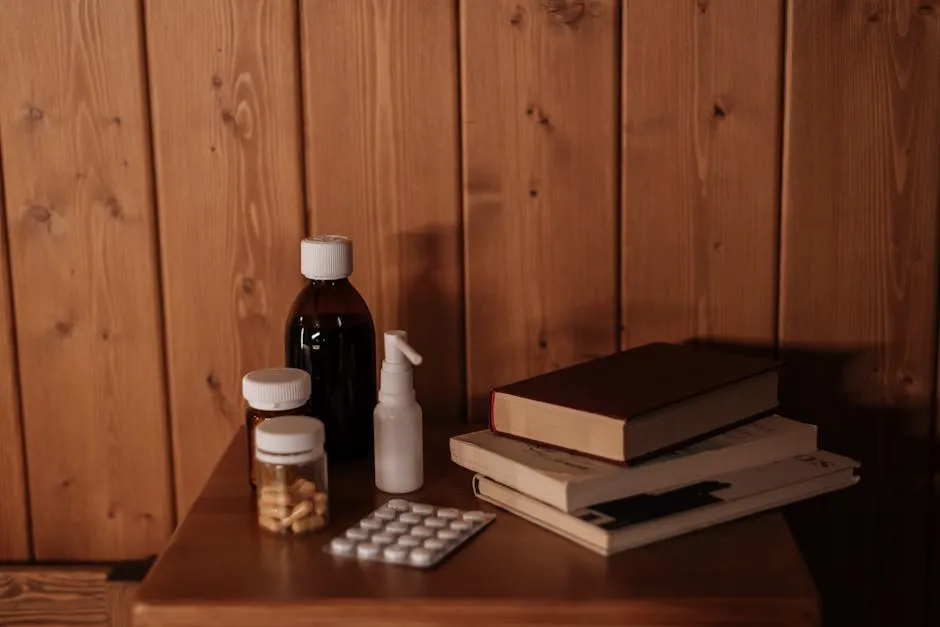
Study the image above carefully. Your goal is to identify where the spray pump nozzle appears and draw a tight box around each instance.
[379,330,421,403]
[383,330,422,367]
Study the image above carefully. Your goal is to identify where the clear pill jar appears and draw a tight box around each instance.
[243,367,312,488]
[255,416,329,536]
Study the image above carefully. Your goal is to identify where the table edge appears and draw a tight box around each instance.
[133,595,820,627]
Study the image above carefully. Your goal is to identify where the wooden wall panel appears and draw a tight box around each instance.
[621,0,782,349]
[461,0,619,421]
[0,160,31,561]
[145,0,307,515]
[780,2,940,626]
[300,0,463,422]
[0,0,173,560]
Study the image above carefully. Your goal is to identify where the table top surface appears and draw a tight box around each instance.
[134,424,819,627]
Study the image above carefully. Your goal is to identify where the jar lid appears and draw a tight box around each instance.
[242,368,310,410]
[301,235,353,280]
[255,415,324,459]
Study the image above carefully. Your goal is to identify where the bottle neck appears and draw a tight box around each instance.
[379,362,415,404]
[307,277,351,288]
[378,389,416,404]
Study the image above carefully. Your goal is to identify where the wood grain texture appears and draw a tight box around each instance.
[300,0,464,423]
[145,0,307,515]
[135,426,819,627]
[0,0,174,560]
[0,567,108,626]
[0,164,31,561]
[780,2,940,626]
[461,0,619,422]
[106,582,138,627]
[621,0,783,349]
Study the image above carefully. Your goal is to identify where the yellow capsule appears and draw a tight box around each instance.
[283,500,314,526]
[314,492,328,516]
[259,503,289,520]
[290,516,317,534]
[261,484,288,496]
[258,516,284,533]
[258,492,291,507]
[291,477,317,498]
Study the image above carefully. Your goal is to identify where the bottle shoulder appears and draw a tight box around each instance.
[374,400,422,418]
[287,279,375,320]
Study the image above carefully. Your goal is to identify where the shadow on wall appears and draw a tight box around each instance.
[687,339,931,627]
[394,226,465,423]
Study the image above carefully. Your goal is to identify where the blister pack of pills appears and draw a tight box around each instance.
[324,498,495,568]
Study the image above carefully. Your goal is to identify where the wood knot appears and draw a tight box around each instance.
[24,103,44,122]
[510,5,526,26]
[220,109,236,127]
[100,329,111,341]
[54,320,74,336]
[537,331,549,350]
[696,0,708,13]
[917,3,936,15]
[26,204,52,223]
[104,196,124,220]
[542,0,586,25]
[526,105,551,128]
[529,189,538,198]
[867,3,885,22]
[206,371,222,390]
[211,75,223,89]
[242,277,254,295]
[711,103,727,120]
[110,116,122,127]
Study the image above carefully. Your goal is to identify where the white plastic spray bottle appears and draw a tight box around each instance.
[374,330,423,493]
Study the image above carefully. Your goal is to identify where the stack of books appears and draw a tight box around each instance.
[450,342,859,556]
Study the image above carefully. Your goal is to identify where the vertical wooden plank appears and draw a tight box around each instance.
[0,0,174,560]
[462,0,619,421]
[621,0,783,349]
[300,0,464,422]
[0,161,31,561]
[145,0,307,514]
[780,2,940,627]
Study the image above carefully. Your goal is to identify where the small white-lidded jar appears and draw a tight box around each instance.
[255,416,329,536]
[242,367,311,488]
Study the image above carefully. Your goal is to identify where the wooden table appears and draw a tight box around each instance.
[134,425,820,627]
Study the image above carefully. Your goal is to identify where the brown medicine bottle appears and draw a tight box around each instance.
[285,236,377,462]
[242,367,312,488]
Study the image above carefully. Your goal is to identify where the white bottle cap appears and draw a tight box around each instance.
[242,368,311,411]
[301,235,353,280]
[255,415,325,464]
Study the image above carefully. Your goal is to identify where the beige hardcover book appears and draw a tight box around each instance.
[451,415,817,511]
[473,450,859,556]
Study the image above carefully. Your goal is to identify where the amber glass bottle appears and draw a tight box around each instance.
[285,236,377,461]
[241,367,312,488]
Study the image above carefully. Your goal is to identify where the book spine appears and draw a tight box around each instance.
[488,390,497,432]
